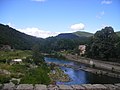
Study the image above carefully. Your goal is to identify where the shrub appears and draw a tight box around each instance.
[0,75,10,84]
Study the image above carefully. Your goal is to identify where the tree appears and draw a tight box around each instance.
[116,37,120,59]
[87,27,118,60]
[32,44,44,65]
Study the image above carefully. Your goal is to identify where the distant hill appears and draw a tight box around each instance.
[73,31,93,37]
[0,24,43,50]
[116,31,120,37]
[54,30,93,39]
[55,33,80,39]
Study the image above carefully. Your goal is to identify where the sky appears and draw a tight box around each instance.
[0,0,120,38]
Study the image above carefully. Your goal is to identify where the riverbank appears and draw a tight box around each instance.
[63,54,120,79]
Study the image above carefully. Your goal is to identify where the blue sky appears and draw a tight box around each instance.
[0,0,120,38]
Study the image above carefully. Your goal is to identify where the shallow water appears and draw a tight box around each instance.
[45,57,120,85]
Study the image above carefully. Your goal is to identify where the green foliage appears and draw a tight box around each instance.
[11,80,18,85]
[10,64,27,73]
[0,50,32,61]
[0,75,10,84]
[86,27,119,61]
[32,44,45,65]
[116,38,120,59]
[47,52,66,59]
[116,31,120,37]
[20,66,51,85]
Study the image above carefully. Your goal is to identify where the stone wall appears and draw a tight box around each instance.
[1,83,120,90]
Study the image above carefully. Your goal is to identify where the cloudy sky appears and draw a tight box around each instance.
[0,0,120,38]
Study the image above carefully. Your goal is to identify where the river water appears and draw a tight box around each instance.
[45,57,120,85]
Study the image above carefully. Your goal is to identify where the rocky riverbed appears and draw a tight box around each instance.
[48,67,70,83]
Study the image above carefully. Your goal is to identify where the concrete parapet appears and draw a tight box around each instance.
[71,85,85,90]
[3,82,15,90]
[0,84,3,90]
[115,83,120,87]
[58,85,73,90]
[16,84,33,90]
[48,85,59,90]
[82,84,101,90]
[92,84,107,90]
[104,84,120,90]
[35,84,47,90]
[1,83,120,90]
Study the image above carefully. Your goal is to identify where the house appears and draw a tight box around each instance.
[78,45,86,55]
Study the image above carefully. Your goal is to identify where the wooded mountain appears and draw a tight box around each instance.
[0,23,92,51]
[0,24,43,50]
[55,33,80,39]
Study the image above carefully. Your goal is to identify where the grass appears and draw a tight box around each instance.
[0,50,32,61]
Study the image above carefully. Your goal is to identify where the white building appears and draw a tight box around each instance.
[78,45,86,55]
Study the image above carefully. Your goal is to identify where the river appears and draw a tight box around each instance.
[45,57,120,85]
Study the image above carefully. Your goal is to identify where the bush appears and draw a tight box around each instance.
[0,75,10,84]
[20,66,51,85]
[11,80,18,85]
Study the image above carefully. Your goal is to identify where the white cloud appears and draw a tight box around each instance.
[32,0,46,2]
[101,0,112,4]
[96,11,105,19]
[7,22,15,28]
[18,27,59,38]
[70,23,85,31]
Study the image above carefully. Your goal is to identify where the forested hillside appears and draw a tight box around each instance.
[0,24,44,50]
[0,23,91,52]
